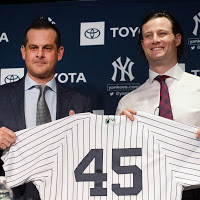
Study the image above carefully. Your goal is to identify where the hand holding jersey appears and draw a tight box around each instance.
[120,109,137,121]
[0,127,16,150]
[196,128,200,138]
[0,109,75,150]
[119,109,200,138]
[69,110,75,116]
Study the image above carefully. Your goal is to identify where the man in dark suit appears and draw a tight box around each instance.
[0,17,92,200]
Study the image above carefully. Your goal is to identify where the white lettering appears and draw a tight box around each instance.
[191,69,200,76]
[0,33,9,42]
[54,73,58,78]
[110,27,139,38]
[57,73,68,83]
[54,72,87,83]
[110,27,119,38]
[68,73,77,83]
[76,73,86,83]
[129,27,140,37]
[118,27,129,37]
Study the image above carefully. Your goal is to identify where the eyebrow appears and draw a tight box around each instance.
[144,29,171,33]
[28,44,54,48]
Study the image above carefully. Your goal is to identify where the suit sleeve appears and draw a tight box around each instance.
[83,96,93,113]
[72,93,93,114]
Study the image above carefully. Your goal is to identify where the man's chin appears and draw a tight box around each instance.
[151,54,165,61]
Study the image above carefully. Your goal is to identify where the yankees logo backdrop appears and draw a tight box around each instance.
[0,1,200,114]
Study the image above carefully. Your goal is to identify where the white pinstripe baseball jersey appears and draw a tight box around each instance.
[2,111,200,200]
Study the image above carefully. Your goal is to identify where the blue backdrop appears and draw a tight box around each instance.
[0,1,200,114]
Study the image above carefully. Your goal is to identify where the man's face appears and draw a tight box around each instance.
[141,17,181,67]
[21,28,64,82]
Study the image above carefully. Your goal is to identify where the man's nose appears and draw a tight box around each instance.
[152,33,160,43]
[36,48,44,58]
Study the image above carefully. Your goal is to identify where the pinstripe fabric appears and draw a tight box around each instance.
[2,112,200,200]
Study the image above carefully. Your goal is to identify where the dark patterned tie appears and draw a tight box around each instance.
[155,75,173,120]
[36,85,52,126]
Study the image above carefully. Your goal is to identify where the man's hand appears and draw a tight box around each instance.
[196,128,200,138]
[120,109,137,121]
[0,127,16,150]
[69,110,75,116]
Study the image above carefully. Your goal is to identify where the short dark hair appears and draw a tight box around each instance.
[138,11,184,60]
[23,17,61,49]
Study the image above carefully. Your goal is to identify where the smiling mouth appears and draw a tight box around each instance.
[151,47,164,51]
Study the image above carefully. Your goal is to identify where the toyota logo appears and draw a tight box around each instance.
[4,74,20,84]
[84,28,100,39]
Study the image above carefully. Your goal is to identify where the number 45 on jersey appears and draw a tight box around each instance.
[74,148,142,197]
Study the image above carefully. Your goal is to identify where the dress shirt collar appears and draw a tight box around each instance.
[148,63,184,84]
[25,74,57,92]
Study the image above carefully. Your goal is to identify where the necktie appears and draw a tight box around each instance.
[155,75,173,120]
[36,85,52,126]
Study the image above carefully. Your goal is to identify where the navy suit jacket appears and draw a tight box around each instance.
[0,77,92,199]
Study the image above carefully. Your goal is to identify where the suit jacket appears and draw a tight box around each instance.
[0,77,92,200]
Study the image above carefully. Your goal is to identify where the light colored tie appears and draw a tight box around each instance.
[36,85,52,126]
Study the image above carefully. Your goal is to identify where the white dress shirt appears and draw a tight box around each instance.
[116,63,200,127]
[24,74,57,128]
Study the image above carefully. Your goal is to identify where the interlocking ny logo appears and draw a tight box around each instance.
[112,57,134,82]
[193,12,200,36]
[85,28,100,39]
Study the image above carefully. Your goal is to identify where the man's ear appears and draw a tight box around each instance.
[57,46,64,61]
[20,45,26,60]
[175,33,181,47]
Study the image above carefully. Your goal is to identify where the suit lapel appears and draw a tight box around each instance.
[56,81,72,119]
[9,79,73,129]
[10,78,26,131]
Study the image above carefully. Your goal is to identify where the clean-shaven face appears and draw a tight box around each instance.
[141,17,181,67]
